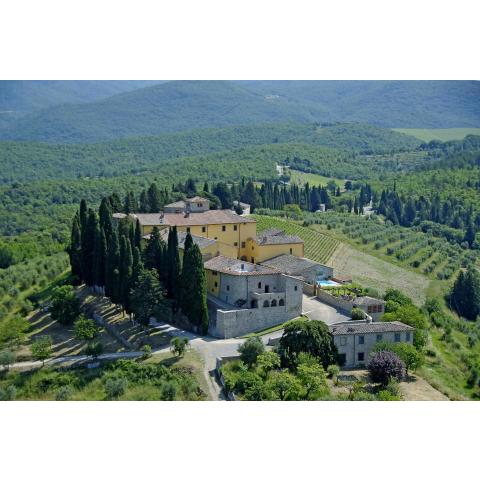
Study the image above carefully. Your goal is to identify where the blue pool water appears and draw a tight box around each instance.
[317,279,341,287]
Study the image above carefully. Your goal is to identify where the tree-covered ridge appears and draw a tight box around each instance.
[0,123,420,183]
[1,80,478,142]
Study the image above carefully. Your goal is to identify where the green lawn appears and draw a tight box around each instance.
[393,128,480,142]
[287,169,345,188]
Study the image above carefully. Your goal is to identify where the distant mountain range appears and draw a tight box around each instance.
[0,80,478,143]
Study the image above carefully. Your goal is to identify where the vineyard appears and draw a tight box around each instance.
[252,215,339,265]
[304,212,479,280]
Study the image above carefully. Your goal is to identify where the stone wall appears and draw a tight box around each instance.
[316,289,353,314]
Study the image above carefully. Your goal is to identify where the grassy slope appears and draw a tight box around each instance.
[287,169,345,187]
[393,127,480,142]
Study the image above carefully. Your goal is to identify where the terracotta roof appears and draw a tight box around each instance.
[260,254,329,274]
[256,234,303,245]
[353,296,386,306]
[143,230,216,250]
[162,209,256,226]
[204,256,278,276]
[330,321,414,336]
[164,200,186,208]
[187,196,209,203]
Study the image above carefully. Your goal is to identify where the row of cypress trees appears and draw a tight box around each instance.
[67,198,209,334]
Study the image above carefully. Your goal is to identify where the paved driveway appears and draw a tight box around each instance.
[302,295,350,325]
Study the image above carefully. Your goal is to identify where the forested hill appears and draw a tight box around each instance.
[0,80,161,126]
[238,80,480,129]
[1,80,478,143]
[0,123,420,183]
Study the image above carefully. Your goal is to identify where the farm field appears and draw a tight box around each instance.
[287,169,345,188]
[393,127,480,142]
[327,243,429,305]
[253,215,339,265]
[305,212,478,282]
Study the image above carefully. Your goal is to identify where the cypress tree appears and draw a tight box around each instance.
[166,226,181,301]
[119,236,133,314]
[134,218,143,250]
[143,226,163,270]
[147,183,162,212]
[105,230,120,300]
[79,199,88,235]
[82,209,98,286]
[68,212,83,279]
[99,197,113,241]
[108,193,123,213]
[203,182,209,193]
[180,244,209,334]
[139,190,149,213]
[93,226,107,289]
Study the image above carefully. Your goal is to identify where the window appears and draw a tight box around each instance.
[241,242,246,248]
[406,332,411,341]
[250,299,258,308]
[226,285,230,291]
[234,242,238,247]
[271,299,277,307]
[264,285,269,293]
[251,245,254,250]
[279,298,285,306]
[358,336,365,345]
[241,256,247,261]
[289,248,292,254]
[212,271,217,276]
[394,333,401,342]
[197,203,202,207]
[202,226,206,233]
[234,225,238,231]
[367,306,373,314]
[340,337,347,346]
[186,227,190,233]
[358,352,365,362]
[294,285,298,291]
[263,300,270,308]
[251,257,255,263]
[214,282,218,287]
[376,334,383,342]
[258,282,262,289]
[338,354,346,367]
[222,225,226,232]
[214,237,218,240]
[378,305,383,312]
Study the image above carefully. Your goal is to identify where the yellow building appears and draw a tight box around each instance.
[244,229,304,263]
[116,199,304,264]
[131,209,257,260]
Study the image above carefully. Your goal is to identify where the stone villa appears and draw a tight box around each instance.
[330,321,414,368]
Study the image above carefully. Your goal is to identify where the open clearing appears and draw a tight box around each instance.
[288,169,345,188]
[327,243,429,305]
[393,127,480,142]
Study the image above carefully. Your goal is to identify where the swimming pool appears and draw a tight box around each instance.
[317,279,341,287]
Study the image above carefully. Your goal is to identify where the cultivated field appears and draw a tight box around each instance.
[287,169,345,188]
[253,215,339,264]
[393,127,480,142]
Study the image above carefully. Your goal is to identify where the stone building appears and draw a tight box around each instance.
[204,256,303,338]
[330,321,414,368]
[259,254,333,284]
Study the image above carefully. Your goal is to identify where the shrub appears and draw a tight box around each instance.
[31,335,53,366]
[74,315,99,342]
[238,337,265,367]
[0,385,17,401]
[372,341,424,374]
[83,339,102,357]
[0,349,16,371]
[327,364,340,382]
[105,376,128,399]
[170,336,189,357]
[55,385,73,401]
[141,344,152,360]
[351,307,366,320]
[368,351,405,386]
[0,316,29,346]
[160,381,178,400]
[49,285,81,325]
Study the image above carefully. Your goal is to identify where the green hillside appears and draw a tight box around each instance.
[1,80,478,143]
[0,123,420,183]
[393,128,480,142]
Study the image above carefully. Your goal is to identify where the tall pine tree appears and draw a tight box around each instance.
[105,230,120,301]
[68,212,83,279]
[166,226,181,301]
[82,209,98,286]
[93,226,107,290]
[119,235,133,314]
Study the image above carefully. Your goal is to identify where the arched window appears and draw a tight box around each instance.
[250,299,258,309]
[271,299,277,307]
[263,300,270,308]
[279,298,285,306]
